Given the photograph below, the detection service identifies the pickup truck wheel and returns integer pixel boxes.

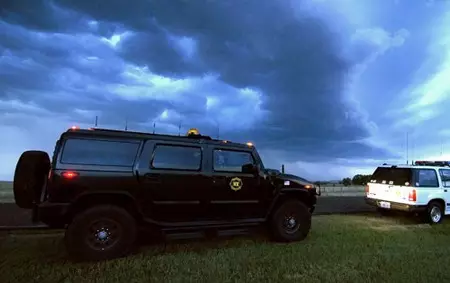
[65,205,137,261]
[270,200,311,242]
[13,151,50,209]
[426,201,444,224]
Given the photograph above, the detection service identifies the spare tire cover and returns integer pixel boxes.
[13,151,50,209]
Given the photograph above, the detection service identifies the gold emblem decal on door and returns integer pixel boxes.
[229,177,243,191]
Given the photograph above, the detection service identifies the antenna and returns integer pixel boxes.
[178,121,182,136]
[406,131,409,165]
[153,122,156,134]
[125,117,128,131]
[217,123,220,139]
[95,116,98,127]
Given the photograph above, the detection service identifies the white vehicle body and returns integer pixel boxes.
[365,161,450,222]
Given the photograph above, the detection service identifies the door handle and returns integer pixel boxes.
[144,173,160,182]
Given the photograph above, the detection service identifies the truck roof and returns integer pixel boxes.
[61,127,253,149]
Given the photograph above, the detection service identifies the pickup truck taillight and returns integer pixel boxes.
[365,184,370,194]
[408,189,417,202]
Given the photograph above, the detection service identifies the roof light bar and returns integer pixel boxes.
[414,161,450,166]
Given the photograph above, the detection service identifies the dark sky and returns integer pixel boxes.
[1,0,450,180]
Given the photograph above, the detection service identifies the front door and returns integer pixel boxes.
[138,141,209,223]
[207,146,270,221]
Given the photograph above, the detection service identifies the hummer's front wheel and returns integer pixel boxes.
[270,200,311,242]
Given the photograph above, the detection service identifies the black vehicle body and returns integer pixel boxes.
[14,127,319,260]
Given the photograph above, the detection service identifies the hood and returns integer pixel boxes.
[271,173,321,195]
[271,173,313,187]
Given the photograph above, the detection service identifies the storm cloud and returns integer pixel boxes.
[2,0,448,180]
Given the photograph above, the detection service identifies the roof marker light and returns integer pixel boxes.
[246,142,253,147]
[187,128,200,136]
[70,125,80,130]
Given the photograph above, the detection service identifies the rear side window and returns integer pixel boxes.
[439,169,450,188]
[213,149,254,172]
[61,138,140,167]
[414,169,439,187]
[151,145,202,171]
[370,167,412,186]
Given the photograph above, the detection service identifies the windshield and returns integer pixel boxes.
[370,167,412,186]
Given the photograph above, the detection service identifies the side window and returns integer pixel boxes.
[439,169,450,188]
[60,139,140,166]
[213,149,254,172]
[415,169,439,188]
[151,145,202,171]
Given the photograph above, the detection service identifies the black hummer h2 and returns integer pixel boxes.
[13,127,320,261]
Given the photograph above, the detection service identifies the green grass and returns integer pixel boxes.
[1,214,450,283]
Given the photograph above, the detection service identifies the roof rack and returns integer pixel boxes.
[88,127,213,140]
[414,161,450,167]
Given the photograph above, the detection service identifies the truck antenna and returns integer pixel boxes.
[406,131,409,165]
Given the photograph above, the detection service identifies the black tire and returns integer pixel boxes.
[426,201,444,224]
[270,200,311,242]
[65,205,137,261]
[13,151,50,209]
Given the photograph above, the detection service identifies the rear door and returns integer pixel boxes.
[137,140,210,223]
[367,167,413,203]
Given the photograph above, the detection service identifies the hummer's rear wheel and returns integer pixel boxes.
[13,151,50,209]
[270,200,311,242]
[65,205,137,261]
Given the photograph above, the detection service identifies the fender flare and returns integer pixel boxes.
[266,187,313,218]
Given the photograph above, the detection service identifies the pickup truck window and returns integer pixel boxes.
[60,138,140,166]
[151,144,202,171]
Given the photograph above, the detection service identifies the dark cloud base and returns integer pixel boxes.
[0,0,398,165]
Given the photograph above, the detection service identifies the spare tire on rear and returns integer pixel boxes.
[13,151,50,209]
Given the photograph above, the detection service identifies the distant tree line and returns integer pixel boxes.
[313,174,372,186]
[341,174,372,186]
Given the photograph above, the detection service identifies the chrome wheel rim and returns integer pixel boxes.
[431,206,442,223]
[283,214,300,234]
[85,218,122,251]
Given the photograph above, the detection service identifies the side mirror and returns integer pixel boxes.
[242,163,258,174]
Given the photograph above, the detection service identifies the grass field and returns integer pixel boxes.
[1,214,450,283]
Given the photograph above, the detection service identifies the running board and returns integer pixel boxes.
[163,227,255,241]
